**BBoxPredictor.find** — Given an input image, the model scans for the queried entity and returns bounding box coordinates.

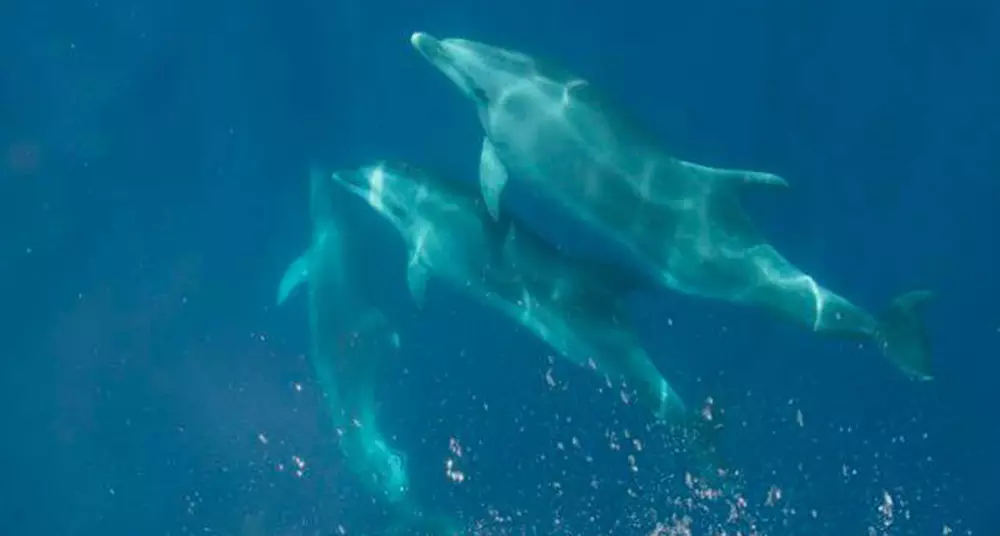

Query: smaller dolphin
[329,160,692,425]
[277,169,412,503]
[279,170,463,534]
[409,32,934,381]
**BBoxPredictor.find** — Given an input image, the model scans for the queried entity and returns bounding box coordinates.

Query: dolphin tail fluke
[277,253,311,305]
[876,290,934,381]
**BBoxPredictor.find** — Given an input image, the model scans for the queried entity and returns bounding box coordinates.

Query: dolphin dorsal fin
[679,160,789,189]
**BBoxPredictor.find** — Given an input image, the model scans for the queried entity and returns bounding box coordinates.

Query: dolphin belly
[489,127,679,280]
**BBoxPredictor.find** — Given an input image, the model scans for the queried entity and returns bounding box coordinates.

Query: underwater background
[1,0,998,534]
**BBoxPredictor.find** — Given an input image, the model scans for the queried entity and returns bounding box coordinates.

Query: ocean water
[1,0,997,534]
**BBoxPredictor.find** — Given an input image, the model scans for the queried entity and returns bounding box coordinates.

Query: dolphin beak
[410,32,444,62]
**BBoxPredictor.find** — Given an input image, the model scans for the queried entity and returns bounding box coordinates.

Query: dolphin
[329,160,704,429]
[277,169,461,534]
[409,32,934,381]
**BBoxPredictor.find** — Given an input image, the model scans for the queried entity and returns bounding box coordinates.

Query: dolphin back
[384,159,486,201]
[385,159,516,252]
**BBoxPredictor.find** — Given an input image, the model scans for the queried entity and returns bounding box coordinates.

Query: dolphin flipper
[877,290,934,380]
[478,137,508,220]
[277,167,338,307]
[277,253,311,305]
[679,160,788,188]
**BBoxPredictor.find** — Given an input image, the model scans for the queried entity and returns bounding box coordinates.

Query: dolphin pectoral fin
[277,253,311,305]
[877,290,934,381]
[680,160,788,188]
[406,259,429,308]
[478,137,508,220]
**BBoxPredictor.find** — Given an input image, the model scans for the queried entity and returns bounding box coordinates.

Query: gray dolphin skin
[278,171,462,535]
[277,169,411,504]
[329,160,692,425]
[409,32,934,381]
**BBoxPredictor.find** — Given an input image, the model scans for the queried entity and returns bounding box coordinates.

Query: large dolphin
[277,170,460,535]
[329,160,697,426]
[409,32,934,381]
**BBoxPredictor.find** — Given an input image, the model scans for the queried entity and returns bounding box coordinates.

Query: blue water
[2,0,997,534]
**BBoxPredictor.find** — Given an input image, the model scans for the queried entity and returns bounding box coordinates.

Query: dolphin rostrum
[409,32,934,381]
[329,160,695,426]
[277,169,460,535]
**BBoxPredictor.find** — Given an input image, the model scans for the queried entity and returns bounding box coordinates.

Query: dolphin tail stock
[875,290,934,381]
[622,356,689,425]
[648,376,688,424]
[337,422,411,503]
